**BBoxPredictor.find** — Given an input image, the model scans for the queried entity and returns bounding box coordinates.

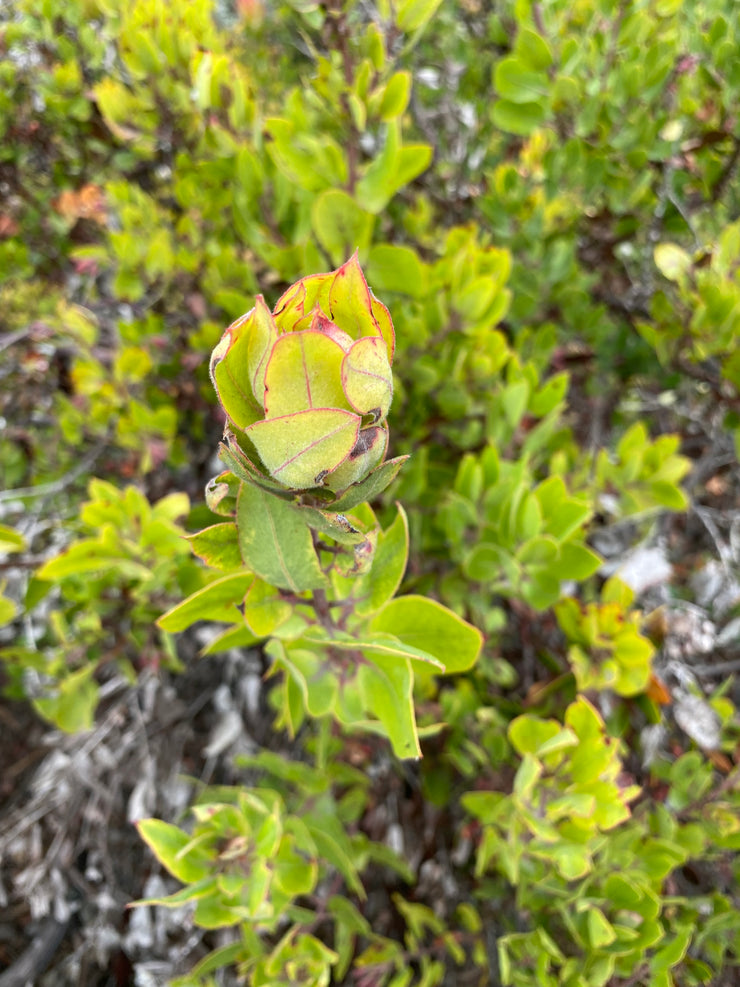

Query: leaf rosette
[210,254,401,500]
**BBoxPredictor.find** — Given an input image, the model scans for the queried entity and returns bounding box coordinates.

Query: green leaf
[355,504,409,616]
[302,627,444,669]
[187,524,243,571]
[328,253,382,343]
[558,542,602,580]
[200,624,260,655]
[34,664,99,733]
[218,435,292,496]
[158,572,254,632]
[0,524,25,554]
[356,121,400,214]
[210,303,274,426]
[367,595,482,673]
[171,942,244,985]
[36,540,152,582]
[464,542,509,582]
[263,330,350,418]
[491,99,546,136]
[367,244,427,298]
[501,379,530,428]
[132,878,218,911]
[494,57,549,104]
[395,0,444,33]
[358,652,421,758]
[311,189,374,267]
[297,507,367,545]
[341,336,393,420]
[654,243,692,282]
[355,128,431,214]
[517,535,558,566]
[237,483,326,592]
[508,714,561,756]
[137,819,212,883]
[0,593,18,625]
[330,455,409,511]
[325,426,388,493]
[243,578,293,637]
[394,143,433,190]
[205,470,240,516]
[514,28,553,71]
[586,907,617,948]
[378,71,412,119]
[246,409,361,489]
[552,843,593,881]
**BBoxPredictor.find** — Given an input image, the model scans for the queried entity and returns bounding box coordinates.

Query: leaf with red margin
[263,330,350,418]
[370,294,395,361]
[325,426,388,492]
[341,337,393,420]
[209,310,260,428]
[247,296,279,406]
[245,409,361,488]
[328,253,380,341]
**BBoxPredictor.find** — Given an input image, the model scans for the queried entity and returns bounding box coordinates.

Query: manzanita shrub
[3,0,740,984]
[135,258,482,980]
[157,256,482,760]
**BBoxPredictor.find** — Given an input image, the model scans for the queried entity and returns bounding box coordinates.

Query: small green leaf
[312,190,374,267]
[558,542,602,580]
[210,306,268,427]
[328,252,384,343]
[246,409,361,489]
[367,244,426,298]
[491,99,546,136]
[358,652,421,759]
[355,504,409,616]
[0,524,25,554]
[137,819,212,883]
[243,578,293,637]
[395,0,444,33]
[237,483,326,592]
[508,714,561,756]
[158,572,254,632]
[356,122,400,214]
[0,593,18,625]
[654,242,692,282]
[378,71,412,119]
[297,507,367,545]
[341,336,393,420]
[263,330,349,418]
[187,524,243,571]
[200,624,260,654]
[330,455,408,511]
[501,379,530,428]
[587,906,617,948]
[514,28,553,71]
[302,626,444,669]
[325,426,388,493]
[367,595,482,673]
[494,57,549,104]
[34,664,99,733]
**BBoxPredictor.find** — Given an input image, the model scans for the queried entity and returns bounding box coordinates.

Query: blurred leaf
[158,572,254,632]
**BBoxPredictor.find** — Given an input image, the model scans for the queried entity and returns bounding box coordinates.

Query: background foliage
[2,0,740,984]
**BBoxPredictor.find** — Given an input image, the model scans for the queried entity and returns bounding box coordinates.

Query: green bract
[210,254,396,495]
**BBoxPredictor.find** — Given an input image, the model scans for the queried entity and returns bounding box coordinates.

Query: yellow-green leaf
[246,409,361,488]
[264,330,349,418]
[341,336,393,419]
